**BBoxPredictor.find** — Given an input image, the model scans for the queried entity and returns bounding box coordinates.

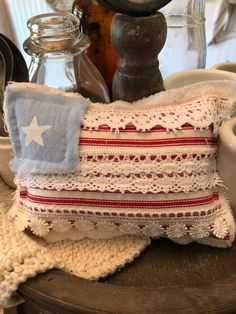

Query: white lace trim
[17,172,222,194]
[8,81,235,133]
[9,204,231,241]
[79,152,216,176]
[82,97,231,132]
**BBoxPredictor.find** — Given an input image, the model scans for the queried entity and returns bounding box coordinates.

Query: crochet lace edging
[82,97,232,132]
[8,199,233,241]
[17,172,223,194]
[78,151,217,176]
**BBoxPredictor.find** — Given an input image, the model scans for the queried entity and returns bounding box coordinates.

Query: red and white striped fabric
[9,81,236,247]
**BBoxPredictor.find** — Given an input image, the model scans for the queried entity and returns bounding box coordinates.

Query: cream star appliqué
[22,116,52,146]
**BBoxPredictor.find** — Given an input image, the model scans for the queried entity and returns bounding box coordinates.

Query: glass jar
[159,0,206,78]
[24,12,110,103]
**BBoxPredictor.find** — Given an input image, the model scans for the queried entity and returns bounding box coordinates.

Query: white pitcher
[0,136,15,188]
[164,66,236,215]
[218,118,236,215]
[211,62,236,74]
[213,63,236,215]
[164,68,236,90]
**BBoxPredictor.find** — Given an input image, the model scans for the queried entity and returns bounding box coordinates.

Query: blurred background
[0,0,235,74]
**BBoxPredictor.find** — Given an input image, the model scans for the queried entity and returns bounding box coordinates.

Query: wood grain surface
[17,238,236,314]
[111,12,166,101]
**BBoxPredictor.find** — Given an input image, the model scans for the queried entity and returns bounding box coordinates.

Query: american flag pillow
[5,81,236,247]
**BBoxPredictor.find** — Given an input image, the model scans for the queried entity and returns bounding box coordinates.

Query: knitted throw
[3,81,236,247]
[0,179,149,306]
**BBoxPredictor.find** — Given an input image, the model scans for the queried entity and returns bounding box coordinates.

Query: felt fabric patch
[4,83,90,175]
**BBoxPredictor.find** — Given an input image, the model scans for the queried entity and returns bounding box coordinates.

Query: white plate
[164,69,236,90]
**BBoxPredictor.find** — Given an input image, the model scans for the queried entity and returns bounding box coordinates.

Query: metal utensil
[0,34,29,83]
[0,36,13,136]
[0,50,7,136]
[0,34,29,136]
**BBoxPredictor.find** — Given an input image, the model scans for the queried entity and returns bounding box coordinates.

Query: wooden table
[13,238,236,314]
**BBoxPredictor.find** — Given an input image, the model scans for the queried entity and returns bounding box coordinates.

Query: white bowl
[164,69,236,90]
[0,136,16,188]
[218,118,236,215]
[164,68,236,215]
[211,62,236,74]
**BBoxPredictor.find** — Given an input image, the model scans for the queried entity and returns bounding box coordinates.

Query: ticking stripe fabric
[5,81,236,247]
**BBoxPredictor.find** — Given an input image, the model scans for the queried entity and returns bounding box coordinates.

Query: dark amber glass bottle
[72,0,117,93]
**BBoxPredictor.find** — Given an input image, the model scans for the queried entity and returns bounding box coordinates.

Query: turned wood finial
[111,12,167,102]
[96,0,172,102]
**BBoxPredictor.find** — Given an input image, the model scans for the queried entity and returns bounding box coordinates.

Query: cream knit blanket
[0,179,150,306]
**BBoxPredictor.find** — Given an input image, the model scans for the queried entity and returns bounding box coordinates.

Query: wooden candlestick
[111,12,167,102]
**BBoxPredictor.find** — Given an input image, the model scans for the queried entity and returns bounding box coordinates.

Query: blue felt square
[3,84,90,175]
